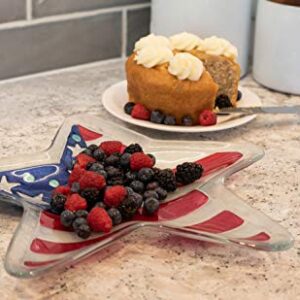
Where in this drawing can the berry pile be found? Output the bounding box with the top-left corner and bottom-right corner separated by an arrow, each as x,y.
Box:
50,141 -> 203,239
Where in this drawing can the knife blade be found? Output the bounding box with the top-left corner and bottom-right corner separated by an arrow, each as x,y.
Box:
218,105 -> 300,115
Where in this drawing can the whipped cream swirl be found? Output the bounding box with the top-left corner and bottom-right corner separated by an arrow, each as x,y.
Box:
134,46 -> 174,68
134,34 -> 173,52
197,36 -> 238,61
169,32 -> 202,51
168,53 -> 204,81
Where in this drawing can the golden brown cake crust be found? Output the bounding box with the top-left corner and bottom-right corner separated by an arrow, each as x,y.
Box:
189,50 -> 240,106
126,54 -> 219,125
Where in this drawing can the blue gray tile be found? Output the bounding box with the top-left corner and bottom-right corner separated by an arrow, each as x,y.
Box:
0,0 -> 26,24
127,7 -> 151,55
0,12 -> 122,80
33,0 -> 150,18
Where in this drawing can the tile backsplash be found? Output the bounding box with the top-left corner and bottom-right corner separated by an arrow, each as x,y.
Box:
0,0 -> 150,80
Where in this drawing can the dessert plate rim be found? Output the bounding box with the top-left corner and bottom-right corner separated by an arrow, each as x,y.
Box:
102,80 -> 262,133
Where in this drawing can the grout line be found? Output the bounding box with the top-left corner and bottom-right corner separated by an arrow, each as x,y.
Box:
0,58 -> 125,85
121,8 -> 128,59
0,3 -> 151,30
26,0 -> 33,20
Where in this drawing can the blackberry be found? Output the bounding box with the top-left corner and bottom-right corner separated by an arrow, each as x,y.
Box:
124,102 -> 135,115
119,196 -> 140,219
144,190 -> 159,200
138,168 -> 154,183
87,144 -> 98,152
50,194 -> 67,214
153,168 -> 177,192
70,182 -> 80,193
144,198 -> 160,215
215,94 -> 232,109
164,115 -> 176,125
155,187 -> 168,201
106,166 -> 123,178
124,171 -> 137,184
175,162 -> 203,185
93,148 -> 106,161
120,153 -> 131,169
182,115 -> 193,126
75,210 -> 88,219
126,187 -> 134,195
107,208 -> 122,225
150,110 -> 165,124
130,180 -> 145,194
60,210 -> 75,227
75,224 -> 91,239
237,90 -> 242,101
124,143 -> 143,154
88,162 -> 104,173
105,153 -> 121,167
72,217 -> 88,231
81,188 -> 101,207
146,181 -> 159,191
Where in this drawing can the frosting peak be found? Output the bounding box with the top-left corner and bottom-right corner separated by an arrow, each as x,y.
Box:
134,34 -> 173,52
170,32 -> 202,51
197,36 -> 238,61
168,53 -> 204,81
134,46 -> 174,68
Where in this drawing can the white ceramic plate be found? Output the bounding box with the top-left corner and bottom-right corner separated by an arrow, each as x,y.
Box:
102,80 -> 262,133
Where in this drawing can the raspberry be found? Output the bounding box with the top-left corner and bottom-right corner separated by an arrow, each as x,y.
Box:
52,185 -> 70,196
104,185 -> 127,207
87,207 -> 112,233
100,141 -> 123,156
131,103 -> 150,120
78,171 -> 106,190
130,152 -> 154,171
65,194 -> 87,211
199,110 -> 217,126
76,153 -> 96,168
68,164 -> 85,186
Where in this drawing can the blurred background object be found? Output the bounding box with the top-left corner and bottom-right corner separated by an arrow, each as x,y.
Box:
151,0 -> 255,77
0,0 -> 150,80
253,0 -> 300,94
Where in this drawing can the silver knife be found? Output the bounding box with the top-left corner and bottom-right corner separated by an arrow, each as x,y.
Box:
218,105 -> 300,115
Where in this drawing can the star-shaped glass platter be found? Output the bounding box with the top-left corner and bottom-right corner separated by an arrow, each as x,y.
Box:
0,115 -> 293,278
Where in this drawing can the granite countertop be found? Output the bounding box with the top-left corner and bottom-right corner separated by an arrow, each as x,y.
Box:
0,60 -> 299,300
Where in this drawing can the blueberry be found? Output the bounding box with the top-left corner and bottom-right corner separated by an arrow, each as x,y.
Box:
155,187 -> 168,201
144,197 -> 160,215
150,110 -> 165,124
182,116 -> 193,126
124,143 -> 143,154
147,154 -> 156,165
97,169 -> 108,179
130,192 -> 143,208
237,90 -> 242,101
95,202 -> 107,209
88,162 -> 104,173
146,181 -> 159,190
88,144 -> 98,152
164,115 -> 176,125
126,187 -> 135,195
107,176 -> 124,186
80,148 -> 93,156
75,224 -> 91,239
120,153 -> 131,169
144,190 -> 159,200
215,94 -> 232,108
105,154 -> 120,167
138,168 -> 154,183
70,182 -> 80,193
72,217 -> 88,231
93,148 -> 106,161
130,180 -> 145,194
124,102 -> 135,115
50,194 -> 67,214
75,210 -> 88,219
124,171 -> 137,184
106,166 -> 123,178
108,208 -> 123,225
60,210 -> 75,227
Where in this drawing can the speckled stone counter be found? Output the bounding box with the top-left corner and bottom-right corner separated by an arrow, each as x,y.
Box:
0,60 -> 299,300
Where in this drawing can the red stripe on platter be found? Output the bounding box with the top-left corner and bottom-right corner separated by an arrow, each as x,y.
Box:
24,259 -> 59,268
40,211 -> 73,231
244,232 -> 270,241
77,125 -> 103,141
133,190 -> 208,222
188,211 -> 244,233
197,152 -> 243,176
